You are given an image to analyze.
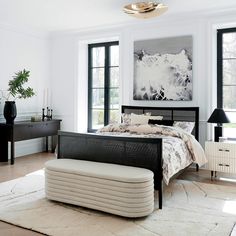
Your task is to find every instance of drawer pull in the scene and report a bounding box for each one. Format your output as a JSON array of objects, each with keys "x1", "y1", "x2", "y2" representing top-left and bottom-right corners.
[
  {"x1": 218, "y1": 163, "x2": 230, "y2": 167},
  {"x1": 218, "y1": 149, "x2": 230, "y2": 152}
]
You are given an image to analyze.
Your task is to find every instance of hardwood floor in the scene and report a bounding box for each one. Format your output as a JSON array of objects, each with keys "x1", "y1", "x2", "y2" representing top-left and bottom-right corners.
[
  {"x1": 0, "y1": 152, "x2": 55, "y2": 183},
  {"x1": 0, "y1": 152, "x2": 235, "y2": 236},
  {"x1": 179, "y1": 165, "x2": 236, "y2": 187}
]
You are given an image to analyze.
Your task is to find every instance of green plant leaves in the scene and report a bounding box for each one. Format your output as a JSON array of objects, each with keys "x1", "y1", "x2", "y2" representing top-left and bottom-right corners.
[{"x1": 8, "y1": 69, "x2": 35, "y2": 99}]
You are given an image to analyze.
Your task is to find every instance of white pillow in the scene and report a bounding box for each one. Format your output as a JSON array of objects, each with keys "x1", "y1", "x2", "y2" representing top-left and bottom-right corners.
[
  {"x1": 131, "y1": 114, "x2": 163, "y2": 125},
  {"x1": 173, "y1": 121, "x2": 195, "y2": 133},
  {"x1": 146, "y1": 115, "x2": 163, "y2": 121},
  {"x1": 122, "y1": 113, "x2": 151, "y2": 125}
]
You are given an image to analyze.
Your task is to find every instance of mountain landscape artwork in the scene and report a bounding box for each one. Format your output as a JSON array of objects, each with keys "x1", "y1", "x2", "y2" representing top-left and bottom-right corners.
[{"x1": 133, "y1": 36, "x2": 193, "y2": 101}]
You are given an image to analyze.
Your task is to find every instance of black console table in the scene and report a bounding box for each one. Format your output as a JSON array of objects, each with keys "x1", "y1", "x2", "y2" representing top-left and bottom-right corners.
[{"x1": 0, "y1": 119, "x2": 61, "y2": 165}]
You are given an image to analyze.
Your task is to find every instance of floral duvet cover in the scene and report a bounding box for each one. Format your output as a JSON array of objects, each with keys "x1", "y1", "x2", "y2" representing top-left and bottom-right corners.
[{"x1": 97, "y1": 124, "x2": 207, "y2": 184}]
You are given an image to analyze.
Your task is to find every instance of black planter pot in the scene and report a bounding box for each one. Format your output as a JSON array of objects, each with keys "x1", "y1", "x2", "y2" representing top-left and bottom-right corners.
[{"x1": 4, "y1": 101, "x2": 17, "y2": 124}]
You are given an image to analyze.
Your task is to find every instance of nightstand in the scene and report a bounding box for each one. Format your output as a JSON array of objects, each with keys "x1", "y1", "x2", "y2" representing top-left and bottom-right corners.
[{"x1": 205, "y1": 141, "x2": 236, "y2": 179}]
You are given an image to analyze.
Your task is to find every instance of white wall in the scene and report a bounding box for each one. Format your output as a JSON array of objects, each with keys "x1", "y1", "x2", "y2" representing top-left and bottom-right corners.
[
  {"x1": 50, "y1": 12, "x2": 236, "y2": 147},
  {"x1": 1, "y1": 10, "x2": 235, "y2": 160},
  {"x1": 0, "y1": 26, "x2": 51, "y2": 157},
  {"x1": 51, "y1": 35, "x2": 78, "y2": 132}
]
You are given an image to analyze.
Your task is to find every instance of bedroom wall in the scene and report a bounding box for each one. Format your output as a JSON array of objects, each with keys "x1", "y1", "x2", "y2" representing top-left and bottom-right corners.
[
  {"x1": 50, "y1": 12, "x2": 236, "y2": 147},
  {"x1": 0, "y1": 25, "x2": 51, "y2": 157}
]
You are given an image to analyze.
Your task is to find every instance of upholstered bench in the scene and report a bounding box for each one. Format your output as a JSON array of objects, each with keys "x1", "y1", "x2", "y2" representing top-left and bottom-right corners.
[{"x1": 45, "y1": 159, "x2": 154, "y2": 217}]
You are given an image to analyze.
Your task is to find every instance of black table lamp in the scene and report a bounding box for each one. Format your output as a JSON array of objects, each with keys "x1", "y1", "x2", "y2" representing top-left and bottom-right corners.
[{"x1": 207, "y1": 108, "x2": 230, "y2": 142}]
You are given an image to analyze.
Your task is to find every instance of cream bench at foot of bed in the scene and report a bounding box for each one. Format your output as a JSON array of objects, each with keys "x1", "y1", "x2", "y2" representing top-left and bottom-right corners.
[{"x1": 45, "y1": 159, "x2": 154, "y2": 218}]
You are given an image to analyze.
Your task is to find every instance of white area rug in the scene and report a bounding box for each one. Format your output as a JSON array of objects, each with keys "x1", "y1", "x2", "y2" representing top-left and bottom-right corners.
[{"x1": 0, "y1": 170, "x2": 235, "y2": 236}]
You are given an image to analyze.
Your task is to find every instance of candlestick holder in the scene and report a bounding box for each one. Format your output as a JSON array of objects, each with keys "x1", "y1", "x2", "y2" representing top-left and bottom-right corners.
[{"x1": 42, "y1": 107, "x2": 53, "y2": 121}]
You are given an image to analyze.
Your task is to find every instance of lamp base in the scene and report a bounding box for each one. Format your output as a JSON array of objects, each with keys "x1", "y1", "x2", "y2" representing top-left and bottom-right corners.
[{"x1": 214, "y1": 126, "x2": 222, "y2": 142}]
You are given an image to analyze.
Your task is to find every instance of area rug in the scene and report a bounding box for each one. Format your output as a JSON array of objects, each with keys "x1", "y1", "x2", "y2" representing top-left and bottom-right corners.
[{"x1": 0, "y1": 170, "x2": 235, "y2": 236}]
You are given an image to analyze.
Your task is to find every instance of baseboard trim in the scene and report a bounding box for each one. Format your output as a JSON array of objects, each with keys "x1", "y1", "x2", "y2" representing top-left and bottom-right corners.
[{"x1": 9, "y1": 138, "x2": 45, "y2": 159}]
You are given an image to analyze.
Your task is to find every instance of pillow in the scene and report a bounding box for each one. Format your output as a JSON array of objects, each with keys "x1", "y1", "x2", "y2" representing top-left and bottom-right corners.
[
  {"x1": 121, "y1": 113, "x2": 131, "y2": 125},
  {"x1": 130, "y1": 114, "x2": 163, "y2": 125},
  {"x1": 146, "y1": 115, "x2": 163, "y2": 120},
  {"x1": 121, "y1": 112, "x2": 151, "y2": 125},
  {"x1": 148, "y1": 120, "x2": 174, "y2": 126},
  {"x1": 173, "y1": 121, "x2": 195, "y2": 133}
]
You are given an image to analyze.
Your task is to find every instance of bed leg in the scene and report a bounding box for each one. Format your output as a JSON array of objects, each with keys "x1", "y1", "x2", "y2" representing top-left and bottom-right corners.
[
  {"x1": 158, "y1": 182, "x2": 162, "y2": 209},
  {"x1": 154, "y1": 174, "x2": 162, "y2": 209},
  {"x1": 155, "y1": 177, "x2": 162, "y2": 209},
  {"x1": 196, "y1": 164, "x2": 199, "y2": 172}
]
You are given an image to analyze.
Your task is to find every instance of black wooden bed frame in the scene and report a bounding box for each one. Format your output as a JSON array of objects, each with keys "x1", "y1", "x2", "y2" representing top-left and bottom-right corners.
[{"x1": 57, "y1": 106, "x2": 199, "y2": 210}]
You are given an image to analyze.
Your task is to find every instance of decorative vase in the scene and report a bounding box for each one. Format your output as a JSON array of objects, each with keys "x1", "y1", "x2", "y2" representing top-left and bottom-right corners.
[{"x1": 4, "y1": 101, "x2": 17, "y2": 124}]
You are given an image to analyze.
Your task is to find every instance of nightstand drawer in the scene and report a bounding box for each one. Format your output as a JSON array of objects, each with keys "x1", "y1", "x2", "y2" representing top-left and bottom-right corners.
[
  {"x1": 205, "y1": 142, "x2": 236, "y2": 158},
  {"x1": 207, "y1": 156, "x2": 236, "y2": 173}
]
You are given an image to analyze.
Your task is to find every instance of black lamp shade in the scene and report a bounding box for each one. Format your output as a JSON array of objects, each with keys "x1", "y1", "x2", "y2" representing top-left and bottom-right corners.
[
  {"x1": 207, "y1": 108, "x2": 230, "y2": 124},
  {"x1": 208, "y1": 108, "x2": 230, "y2": 142}
]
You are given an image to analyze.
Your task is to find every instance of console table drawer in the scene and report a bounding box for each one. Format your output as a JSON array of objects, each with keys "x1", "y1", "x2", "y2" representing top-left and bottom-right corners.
[
  {"x1": 14, "y1": 122, "x2": 60, "y2": 141},
  {"x1": 14, "y1": 125, "x2": 33, "y2": 141},
  {"x1": 30, "y1": 122, "x2": 59, "y2": 139}
]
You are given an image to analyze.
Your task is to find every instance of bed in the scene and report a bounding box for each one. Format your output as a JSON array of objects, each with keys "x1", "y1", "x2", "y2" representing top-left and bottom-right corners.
[{"x1": 57, "y1": 106, "x2": 206, "y2": 209}]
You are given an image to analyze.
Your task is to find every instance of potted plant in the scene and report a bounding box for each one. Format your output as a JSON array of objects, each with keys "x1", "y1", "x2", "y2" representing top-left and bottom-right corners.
[{"x1": 1, "y1": 69, "x2": 35, "y2": 124}]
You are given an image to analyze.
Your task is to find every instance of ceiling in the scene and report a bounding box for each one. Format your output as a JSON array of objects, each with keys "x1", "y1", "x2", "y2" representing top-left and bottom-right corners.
[{"x1": 1, "y1": 0, "x2": 236, "y2": 32}]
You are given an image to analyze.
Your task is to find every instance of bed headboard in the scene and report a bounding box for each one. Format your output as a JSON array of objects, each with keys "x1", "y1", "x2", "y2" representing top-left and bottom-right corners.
[{"x1": 121, "y1": 106, "x2": 199, "y2": 141}]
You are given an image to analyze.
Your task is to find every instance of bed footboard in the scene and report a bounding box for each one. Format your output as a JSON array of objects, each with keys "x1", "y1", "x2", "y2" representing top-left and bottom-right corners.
[{"x1": 57, "y1": 131, "x2": 163, "y2": 208}]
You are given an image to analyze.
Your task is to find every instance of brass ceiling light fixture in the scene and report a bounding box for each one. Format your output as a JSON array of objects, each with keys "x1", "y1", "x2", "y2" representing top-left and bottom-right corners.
[{"x1": 123, "y1": 1, "x2": 168, "y2": 19}]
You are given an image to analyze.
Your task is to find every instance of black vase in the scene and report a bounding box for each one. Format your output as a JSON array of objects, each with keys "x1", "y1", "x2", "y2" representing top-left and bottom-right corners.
[{"x1": 4, "y1": 101, "x2": 17, "y2": 124}]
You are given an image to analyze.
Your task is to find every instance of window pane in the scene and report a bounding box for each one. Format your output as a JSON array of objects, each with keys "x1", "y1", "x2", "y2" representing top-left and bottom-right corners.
[
  {"x1": 109, "y1": 109, "x2": 119, "y2": 124},
  {"x1": 223, "y1": 33, "x2": 236, "y2": 58},
  {"x1": 92, "y1": 68, "x2": 104, "y2": 88},
  {"x1": 92, "y1": 47, "x2": 105, "y2": 67},
  {"x1": 224, "y1": 127, "x2": 236, "y2": 138},
  {"x1": 110, "y1": 67, "x2": 119, "y2": 87},
  {"x1": 223, "y1": 86, "x2": 236, "y2": 109},
  {"x1": 223, "y1": 59, "x2": 236, "y2": 85},
  {"x1": 110, "y1": 88, "x2": 119, "y2": 109},
  {"x1": 92, "y1": 109, "x2": 104, "y2": 129},
  {"x1": 110, "y1": 45, "x2": 119, "y2": 66},
  {"x1": 225, "y1": 111, "x2": 236, "y2": 123},
  {"x1": 92, "y1": 89, "x2": 104, "y2": 109},
  {"x1": 224, "y1": 119, "x2": 236, "y2": 138}
]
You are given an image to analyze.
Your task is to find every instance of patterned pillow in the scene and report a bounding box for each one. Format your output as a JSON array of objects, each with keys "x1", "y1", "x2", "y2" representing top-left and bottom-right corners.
[
  {"x1": 121, "y1": 113, "x2": 131, "y2": 125},
  {"x1": 173, "y1": 121, "x2": 195, "y2": 133},
  {"x1": 121, "y1": 113, "x2": 151, "y2": 125}
]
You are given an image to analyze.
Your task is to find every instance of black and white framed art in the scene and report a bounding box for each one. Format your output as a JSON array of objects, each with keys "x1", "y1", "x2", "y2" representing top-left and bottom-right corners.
[{"x1": 133, "y1": 36, "x2": 193, "y2": 101}]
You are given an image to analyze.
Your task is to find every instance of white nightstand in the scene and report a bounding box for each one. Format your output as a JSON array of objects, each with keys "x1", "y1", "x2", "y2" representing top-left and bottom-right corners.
[{"x1": 205, "y1": 141, "x2": 236, "y2": 179}]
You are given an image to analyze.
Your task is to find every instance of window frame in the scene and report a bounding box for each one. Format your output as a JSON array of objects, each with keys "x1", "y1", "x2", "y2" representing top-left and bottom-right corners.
[
  {"x1": 88, "y1": 41, "x2": 119, "y2": 132},
  {"x1": 217, "y1": 27, "x2": 236, "y2": 140},
  {"x1": 217, "y1": 27, "x2": 236, "y2": 108}
]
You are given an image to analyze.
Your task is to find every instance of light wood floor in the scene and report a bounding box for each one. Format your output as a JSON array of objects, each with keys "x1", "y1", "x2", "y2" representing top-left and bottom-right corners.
[{"x1": 0, "y1": 152, "x2": 235, "y2": 236}]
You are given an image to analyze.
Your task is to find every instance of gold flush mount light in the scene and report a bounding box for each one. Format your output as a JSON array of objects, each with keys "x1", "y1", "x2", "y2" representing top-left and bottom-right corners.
[{"x1": 123, "y1": 2, "x2": 168, "y2": 19}]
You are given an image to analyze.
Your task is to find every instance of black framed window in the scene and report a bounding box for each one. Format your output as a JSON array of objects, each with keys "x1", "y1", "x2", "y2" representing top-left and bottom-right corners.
[
  {"x1": 88, "y1": 41, "x2": 119, "y2": 132},
  {"x1": 217, "y1": 28, "x2": 236, "y2": 138}
]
